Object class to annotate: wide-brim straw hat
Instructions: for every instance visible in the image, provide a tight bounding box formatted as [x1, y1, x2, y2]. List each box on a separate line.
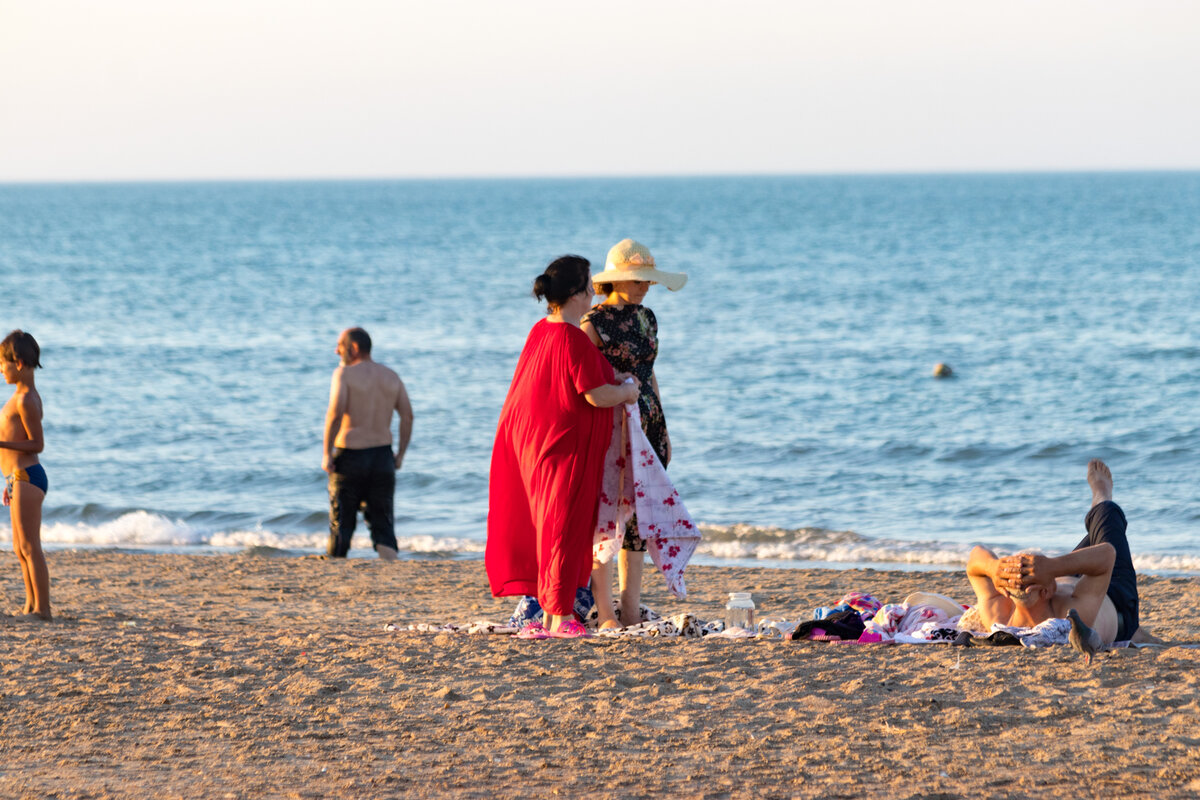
[903, 592, 967, 618]
[590, 239, 688, 291]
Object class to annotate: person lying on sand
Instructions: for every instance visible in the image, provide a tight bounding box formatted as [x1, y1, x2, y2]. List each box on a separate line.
[967, 459, 1159, 645]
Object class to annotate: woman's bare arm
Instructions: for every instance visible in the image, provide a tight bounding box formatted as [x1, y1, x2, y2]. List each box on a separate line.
[580, 319, 603, 348]
[584, 382, 639, 408]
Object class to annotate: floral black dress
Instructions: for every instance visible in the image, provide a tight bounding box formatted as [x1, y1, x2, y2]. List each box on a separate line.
[583, 303, 669, 552]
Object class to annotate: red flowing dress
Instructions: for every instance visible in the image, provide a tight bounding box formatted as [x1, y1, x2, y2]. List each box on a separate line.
[486, 318, 615, 616]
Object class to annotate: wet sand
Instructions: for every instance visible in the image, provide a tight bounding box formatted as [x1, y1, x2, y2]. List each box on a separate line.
[2, 550, 1199, 799]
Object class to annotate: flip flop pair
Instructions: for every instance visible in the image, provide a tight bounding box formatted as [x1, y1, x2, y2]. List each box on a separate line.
[514, 620, 592, 640]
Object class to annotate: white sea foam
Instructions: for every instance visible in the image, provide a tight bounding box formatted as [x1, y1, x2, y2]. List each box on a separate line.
[207, 529, 328, 549]
[391, 535, 486, 555]
[33, 511, 204, 547]
[1131, 553, 1200, 573]
[0, 511, 488, 556]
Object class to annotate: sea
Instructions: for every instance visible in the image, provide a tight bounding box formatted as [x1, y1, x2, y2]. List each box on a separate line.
[1, 173, 1198, 573]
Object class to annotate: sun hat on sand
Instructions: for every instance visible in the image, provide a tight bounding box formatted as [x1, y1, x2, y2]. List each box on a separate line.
[903, 592, 967, 618]
[591, 239, 688, 291]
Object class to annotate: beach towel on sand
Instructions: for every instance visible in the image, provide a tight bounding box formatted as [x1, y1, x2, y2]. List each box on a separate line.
[593, 389, 700, 598]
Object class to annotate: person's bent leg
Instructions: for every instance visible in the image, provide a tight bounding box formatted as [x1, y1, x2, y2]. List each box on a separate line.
[12, 482, 50, 620]
[1075, 490, 1139, 640]
[363, 447, 398, 561]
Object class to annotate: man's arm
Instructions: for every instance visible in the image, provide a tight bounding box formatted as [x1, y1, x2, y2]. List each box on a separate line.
[966, 546, 1016, 628]
[393, 379, 413, 470]
[322, 368, 347, 473]
[1019, 544, 1116, 623]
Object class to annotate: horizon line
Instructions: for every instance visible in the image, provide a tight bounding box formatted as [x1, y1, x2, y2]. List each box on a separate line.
[2, 166, 1199, 188]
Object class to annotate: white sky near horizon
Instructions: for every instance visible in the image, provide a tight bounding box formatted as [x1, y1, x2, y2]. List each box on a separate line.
[1, 0, 1198, 182]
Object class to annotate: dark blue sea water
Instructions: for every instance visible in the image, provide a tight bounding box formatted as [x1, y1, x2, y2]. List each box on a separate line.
[1, 174, 1198, 570]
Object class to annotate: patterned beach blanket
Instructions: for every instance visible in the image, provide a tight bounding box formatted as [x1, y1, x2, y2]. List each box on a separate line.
[388, 608, 800, 640]
[387, 614, 721, 638]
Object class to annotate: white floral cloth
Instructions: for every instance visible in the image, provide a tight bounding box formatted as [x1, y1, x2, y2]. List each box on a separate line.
[593, 388, 700, 598]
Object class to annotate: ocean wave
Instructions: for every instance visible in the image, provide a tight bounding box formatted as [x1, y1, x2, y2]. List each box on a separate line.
[696, 523, 1200, 572]
[698, 523, 867, 545]
[1131, 553, 1200, 572]
[2, 512, 1198, 573]
[39, 511, 204, 546]
[698, 523, 972, 566]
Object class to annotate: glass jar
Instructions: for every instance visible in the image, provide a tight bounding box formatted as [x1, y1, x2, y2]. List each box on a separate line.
[725, 592, 755, 632]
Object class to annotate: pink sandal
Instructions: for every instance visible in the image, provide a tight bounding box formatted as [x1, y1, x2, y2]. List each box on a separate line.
[549, 619, 591, 639]
[516, 621, 550, 640]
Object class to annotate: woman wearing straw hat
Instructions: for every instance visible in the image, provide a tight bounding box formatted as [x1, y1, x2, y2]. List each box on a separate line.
[486, 255, 639, 639]
[583, 239, 688, 629]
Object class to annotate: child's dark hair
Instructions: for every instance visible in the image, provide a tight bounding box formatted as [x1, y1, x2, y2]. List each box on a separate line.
[0, 330, 41, 369]
[533, 255, 591, 310]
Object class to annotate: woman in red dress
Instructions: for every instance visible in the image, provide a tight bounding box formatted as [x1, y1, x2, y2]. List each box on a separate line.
[486, 256, 639, 639]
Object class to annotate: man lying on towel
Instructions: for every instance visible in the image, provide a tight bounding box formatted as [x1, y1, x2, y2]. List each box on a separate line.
[967, 459, 1159, 645]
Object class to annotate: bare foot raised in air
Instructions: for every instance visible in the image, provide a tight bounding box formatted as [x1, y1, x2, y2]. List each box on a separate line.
[1087, 458, 1113, 507]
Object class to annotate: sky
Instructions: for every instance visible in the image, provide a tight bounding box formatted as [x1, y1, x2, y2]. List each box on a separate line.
[1, 0, 1198, 182]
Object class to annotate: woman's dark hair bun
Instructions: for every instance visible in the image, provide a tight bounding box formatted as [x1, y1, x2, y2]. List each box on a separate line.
[532, 273, 553, 301]
[532, 255, 591, 309]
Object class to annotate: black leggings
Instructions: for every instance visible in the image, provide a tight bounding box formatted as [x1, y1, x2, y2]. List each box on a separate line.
[327, 446, 397, 557]
[1075, 501, 1138, 641]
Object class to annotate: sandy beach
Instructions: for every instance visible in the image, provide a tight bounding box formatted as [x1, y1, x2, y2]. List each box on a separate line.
[2, 550, 1199, 799]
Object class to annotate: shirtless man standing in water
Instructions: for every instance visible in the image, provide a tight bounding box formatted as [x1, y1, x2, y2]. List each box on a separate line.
[967, 459, 1158, 645]
[323, 328, 413, 560]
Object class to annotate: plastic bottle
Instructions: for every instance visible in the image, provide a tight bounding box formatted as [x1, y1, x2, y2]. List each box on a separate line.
[725, 592, 756, 632]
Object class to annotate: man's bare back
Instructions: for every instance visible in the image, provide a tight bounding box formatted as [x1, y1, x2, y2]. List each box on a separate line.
[331, 360, 406, 451]
[323, 329, 413, 473]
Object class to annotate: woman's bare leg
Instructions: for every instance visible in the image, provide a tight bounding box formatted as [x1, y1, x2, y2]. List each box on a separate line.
[590, 559, 620, 629]
[618, 550, 644, 627]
